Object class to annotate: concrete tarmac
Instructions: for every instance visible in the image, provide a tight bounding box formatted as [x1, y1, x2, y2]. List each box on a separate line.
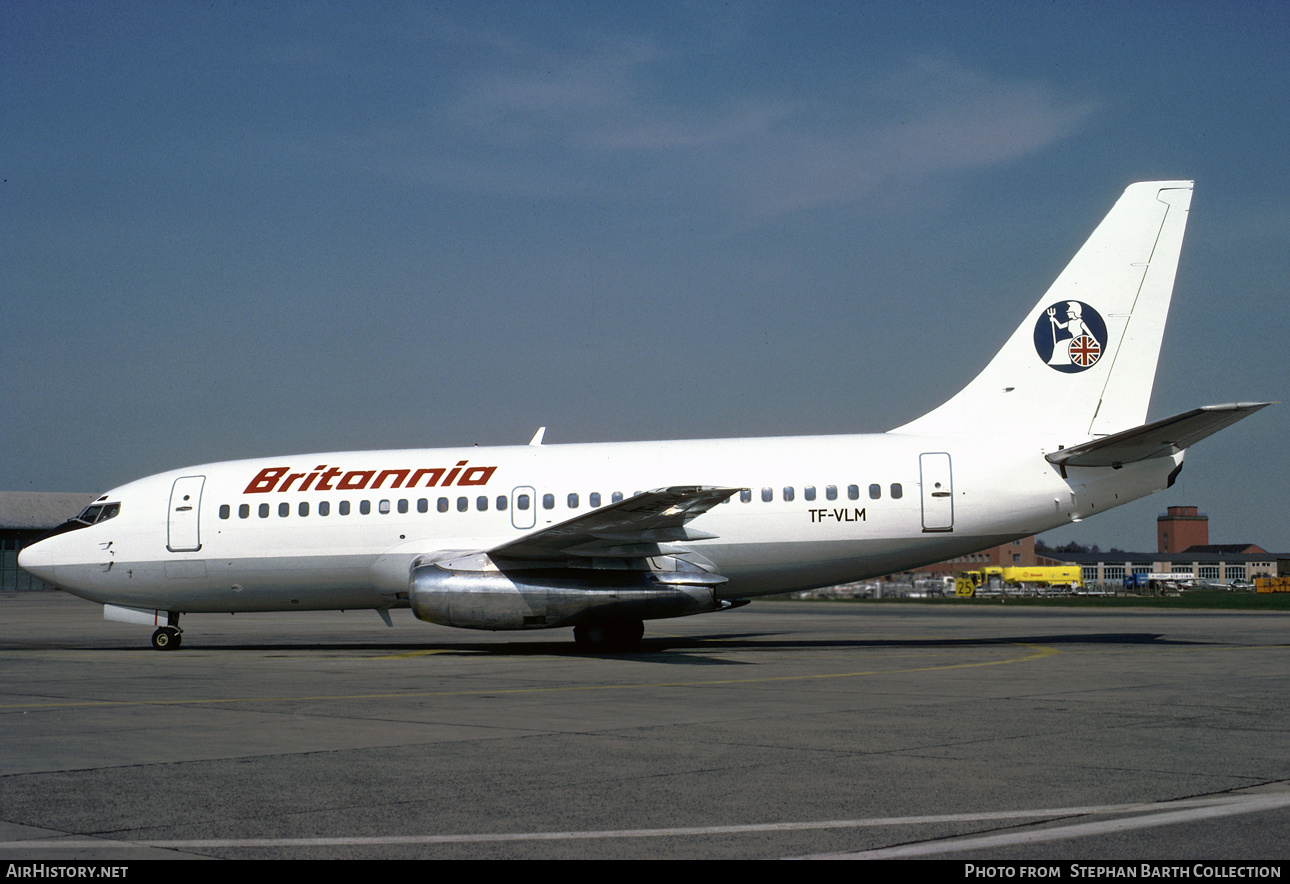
[1, 591, 1288, 860]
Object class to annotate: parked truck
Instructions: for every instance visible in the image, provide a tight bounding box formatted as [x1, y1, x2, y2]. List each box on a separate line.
[955, 566, 1082, 597]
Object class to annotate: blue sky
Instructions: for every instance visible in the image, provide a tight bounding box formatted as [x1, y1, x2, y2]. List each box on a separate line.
[4, 1, 1288, 553]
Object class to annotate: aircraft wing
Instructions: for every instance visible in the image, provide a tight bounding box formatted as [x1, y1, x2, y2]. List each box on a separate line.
[1046, 402, 1271, 470]
[487, 485, 739, 563]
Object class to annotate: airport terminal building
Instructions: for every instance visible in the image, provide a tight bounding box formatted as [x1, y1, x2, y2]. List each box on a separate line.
[1053, 506, 1282, 588]
[1052, 547, 1278, 588]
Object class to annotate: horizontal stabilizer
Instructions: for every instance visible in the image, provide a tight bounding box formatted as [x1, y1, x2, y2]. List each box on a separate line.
[489, 485, 738, 562]
[1045, 403, 1270, 469]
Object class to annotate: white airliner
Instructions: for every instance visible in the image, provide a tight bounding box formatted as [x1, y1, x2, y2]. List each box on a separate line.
[20, 181, 1268, 650]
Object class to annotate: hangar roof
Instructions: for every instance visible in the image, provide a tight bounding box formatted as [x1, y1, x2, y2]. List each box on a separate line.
[0, 492, 98, 530]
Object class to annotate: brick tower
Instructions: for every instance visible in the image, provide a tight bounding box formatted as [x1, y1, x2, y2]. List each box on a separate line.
[1157, 506, 1209, 553]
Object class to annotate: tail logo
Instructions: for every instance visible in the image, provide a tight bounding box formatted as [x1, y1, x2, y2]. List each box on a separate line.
[1034, 301, 1107, 373]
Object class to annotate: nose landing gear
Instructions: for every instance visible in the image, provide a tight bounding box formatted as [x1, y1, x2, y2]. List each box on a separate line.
[151, 625, 182, 650]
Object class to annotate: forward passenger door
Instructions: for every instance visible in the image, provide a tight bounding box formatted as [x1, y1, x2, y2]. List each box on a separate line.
[167, 476, 206, 552]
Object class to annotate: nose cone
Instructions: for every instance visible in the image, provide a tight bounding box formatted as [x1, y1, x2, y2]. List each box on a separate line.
[17, 538, 55, 584]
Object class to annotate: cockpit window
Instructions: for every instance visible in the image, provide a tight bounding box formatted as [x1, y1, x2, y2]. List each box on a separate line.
[76, 503, 120, 525]
[38, 500, 122, 542]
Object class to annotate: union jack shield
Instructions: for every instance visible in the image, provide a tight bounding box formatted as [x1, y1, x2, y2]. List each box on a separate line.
[1068, 334, 1101, 367]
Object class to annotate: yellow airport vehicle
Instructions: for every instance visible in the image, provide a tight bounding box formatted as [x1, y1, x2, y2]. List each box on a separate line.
[1255, 576, 1290, 593]
[955, 566, 1082, 597]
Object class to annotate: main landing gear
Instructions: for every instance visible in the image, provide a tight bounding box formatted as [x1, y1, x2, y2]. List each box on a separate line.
[573, 619, 644, 650]
[151, 624, 182, 650]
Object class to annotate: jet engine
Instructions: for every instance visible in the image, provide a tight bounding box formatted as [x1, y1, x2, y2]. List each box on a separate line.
[408, 551, 725, 632]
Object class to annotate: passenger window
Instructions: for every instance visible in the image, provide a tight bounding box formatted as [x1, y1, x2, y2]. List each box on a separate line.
[319, 501, 330, 516]
[543, 493, 555, 510]
[279, 502, 290, 517]
[457, 497, 468, 512]
[517, 494, 530, 511]
[219, 505, 230, 520]
[590, 492, 601, 508]
[611, 491, 624, 503]
[477, 496, 488, 511]
[496, 495, 508, 511]
[847, 485, 859, 500]
[339, 500, 351, 516]
[298, 501, 309, 517]
[379, 500, 391, 514]
[360, 500, 371, 515]
[761, 487, 773, 502]
[825, 485, 837, 501]
[568, 493, 579, 509]
[437, 497, 449, 513]
[259, 503, 270, 518]
[869, 484, 881, 500]
[417, 498, 428, 513]
[239, 503, 250, 519]
[740, 489, 752, 503]
[804, 486, 816, 501]
[397, 499, 408, 514]
[783, 487, 794, 502]
[891, 483, 903, 499]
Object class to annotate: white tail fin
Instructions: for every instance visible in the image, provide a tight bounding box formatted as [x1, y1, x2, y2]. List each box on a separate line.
[893, 181, 1193, 439]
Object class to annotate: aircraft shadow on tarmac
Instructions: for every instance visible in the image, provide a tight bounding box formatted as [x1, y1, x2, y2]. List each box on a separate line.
[49, 629, 1212, 662]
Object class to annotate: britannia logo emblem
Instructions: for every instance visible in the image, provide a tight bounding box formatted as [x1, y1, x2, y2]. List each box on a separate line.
[1033, 301, 1108, 373]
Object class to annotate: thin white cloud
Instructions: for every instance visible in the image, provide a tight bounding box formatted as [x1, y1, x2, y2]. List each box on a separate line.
[403, 34, 1101, 222]
[726, 57, 1099, 217]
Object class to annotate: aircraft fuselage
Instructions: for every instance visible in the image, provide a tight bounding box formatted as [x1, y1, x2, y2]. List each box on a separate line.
[22, 431, 1180, 615]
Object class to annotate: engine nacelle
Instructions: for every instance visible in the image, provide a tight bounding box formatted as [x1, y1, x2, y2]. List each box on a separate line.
[409, 560, 719, 631]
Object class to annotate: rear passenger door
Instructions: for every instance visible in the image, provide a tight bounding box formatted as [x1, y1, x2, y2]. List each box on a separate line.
[919, 453, 953, 533]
